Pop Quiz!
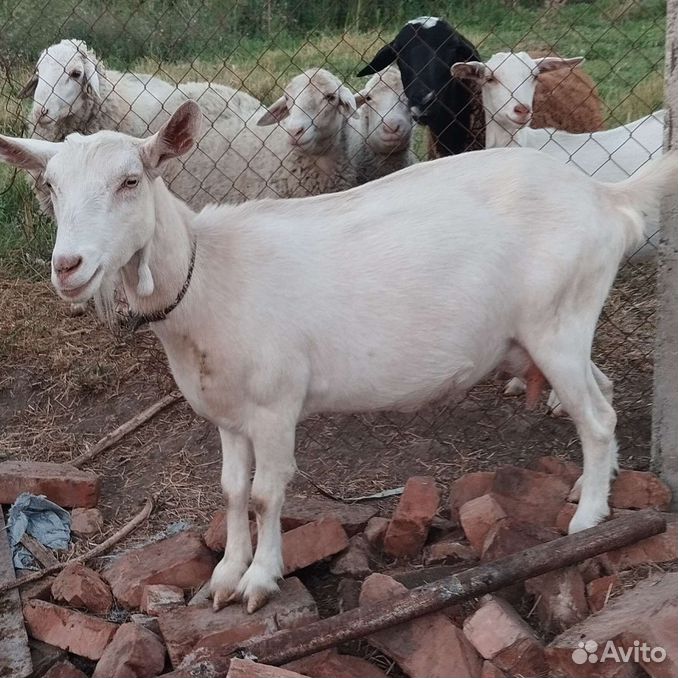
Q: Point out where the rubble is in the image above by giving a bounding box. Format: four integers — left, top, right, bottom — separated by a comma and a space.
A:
140, 584, 185, 616
92, 622, 166, 678
52, 564, 113, 614
70, 509, 104, 539
282, 517, 349, 574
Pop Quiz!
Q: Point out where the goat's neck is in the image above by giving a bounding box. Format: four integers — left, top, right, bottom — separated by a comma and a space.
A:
120, 179, 195, 320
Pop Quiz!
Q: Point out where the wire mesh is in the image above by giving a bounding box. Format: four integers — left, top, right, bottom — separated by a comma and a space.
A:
0, 0, 667, 479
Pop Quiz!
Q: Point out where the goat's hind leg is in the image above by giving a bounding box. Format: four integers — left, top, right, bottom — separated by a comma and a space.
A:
210, 427, 254, 610
528, 343, 617, 533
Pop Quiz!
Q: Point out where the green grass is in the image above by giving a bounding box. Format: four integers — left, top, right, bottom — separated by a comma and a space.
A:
0, 0, 667, 274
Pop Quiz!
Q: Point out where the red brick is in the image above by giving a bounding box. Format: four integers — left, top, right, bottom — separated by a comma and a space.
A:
204, 514, 257, 553
449, 472, 495, 520
43, 660, 88, 678
140, 584, 185, 615
530, 456, 582, 484
102, 530, 216, 608
459, 494, 507, 554
424, 539, 476, 565
52, 563, 113, 615
480, 661, 507, 678
383, 476, 440, 558
157, 577, 318, 667
19, 574, 56, 604
93, 622, 166, 678
463, 595, 547, 677
330, 535, 371, 578
610, 470, 672, 511
481, 519, 560, 562
280, 496, 378, 536
547, 573, 677, 678
284, 650, 388, 677
600, 515, 677, 571
227, 658, 308, 678
490, 465, 571, 526
282, 517, 349, 575
360, 573, 482, 678
23, 600, 118, 661
555, 502, 578, 533
363, 517, 389, 549
0, 461, 100, 508
525, 567, 590, 633
586, 574, 621, 613
70, 508, 104, 538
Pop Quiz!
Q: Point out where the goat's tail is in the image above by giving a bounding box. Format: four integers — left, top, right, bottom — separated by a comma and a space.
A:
602, 150, 678, 250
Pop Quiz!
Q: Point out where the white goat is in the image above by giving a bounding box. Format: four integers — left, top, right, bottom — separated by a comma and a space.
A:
1, 101, 674, 614
451, 51, 664, 264
348, 65, 416, 184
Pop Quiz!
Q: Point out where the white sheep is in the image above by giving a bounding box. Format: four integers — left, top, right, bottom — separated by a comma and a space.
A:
3, 102, 674, 614
348, 65, 416, 184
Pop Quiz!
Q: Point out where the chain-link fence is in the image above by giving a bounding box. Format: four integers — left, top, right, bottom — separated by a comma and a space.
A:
0, 0, 670, 485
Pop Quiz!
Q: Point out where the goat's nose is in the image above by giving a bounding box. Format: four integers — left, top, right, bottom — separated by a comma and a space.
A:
383, 120, 401, 134
38, 106, 49, 120
514, 104, 531, 117
53, 254, 82, 278
292, 126, 305, 138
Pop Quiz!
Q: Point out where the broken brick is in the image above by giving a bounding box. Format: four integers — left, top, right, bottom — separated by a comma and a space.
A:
282, 517, 349, 575
70, 508, 104, 538
157, 577, 318, 667
481, 519, 560, 562
0, 461, 100, 508
28, 638, 66, 677
204, 514, 257, 553
52, 563, 113, 615
459, 494, 507, 554
227, 658, 308, 678
463, 595, 547, 677
280, 496, 378, 536
23, 600, 118, 661
547, 573, 677, 678
530, 456, 582, 484
43, 660, 88, 678
610, 470, 672, 511
360, 573, 482, 678
140, 584, 185, 615
491, 465, 571, 526
102, 530, 216, 608
363, 517, 389, 549
525, 567, 590, 633
586, 574, 621, 613
284, 649, 388, 677
330, 534, 371, 579
449, 472, 495, 520
383, 476, 440, 558
92, 622, 166, 678
424, 539, 476, 565
480, 661, 507, 678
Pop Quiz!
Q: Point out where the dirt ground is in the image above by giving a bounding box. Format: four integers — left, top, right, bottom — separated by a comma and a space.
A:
0, 255, 657, 556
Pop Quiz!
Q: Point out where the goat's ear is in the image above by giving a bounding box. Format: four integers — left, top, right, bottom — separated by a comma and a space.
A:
18, 73, 38, 99
141, 100, 203, 170
354, 91, 367, 109
534, 56, 585, 74
0, 135, 60, 171
357, 43, 397, 77
450, 61, 489, 82
338, 85, 359, 118
83, 58, 101, 102
257, 96, 289, 126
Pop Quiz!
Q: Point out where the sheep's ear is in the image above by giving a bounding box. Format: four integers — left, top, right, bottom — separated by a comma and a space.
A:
338, 85, 358, 118
141, 100, 203, 170
257, 96, 289, 126
18, 73, 38, 99
354, 91, 368, 109
0, 135, 60, 171
357, 43, 397, 76
450, 61, 489, 82
83, 59, 101, 102
534, 56, 585, 74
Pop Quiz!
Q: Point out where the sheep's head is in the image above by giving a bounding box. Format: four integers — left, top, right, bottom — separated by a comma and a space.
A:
257, 68, 357, 155
356, 18, 479, 124
355, 65, 414, 154
451, 52, 585, 132
0, 101, 203, 310
20, 39, 103, 140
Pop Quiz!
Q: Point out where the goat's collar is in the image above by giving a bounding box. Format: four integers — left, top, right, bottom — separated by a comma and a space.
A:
128, 239, 197, 332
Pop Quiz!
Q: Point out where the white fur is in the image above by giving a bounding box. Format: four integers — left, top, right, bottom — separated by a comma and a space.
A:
2, 104, 674, 613
408, 16, 440, 28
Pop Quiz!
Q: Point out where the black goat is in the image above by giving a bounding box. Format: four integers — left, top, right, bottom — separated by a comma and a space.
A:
357, 17, 484, 157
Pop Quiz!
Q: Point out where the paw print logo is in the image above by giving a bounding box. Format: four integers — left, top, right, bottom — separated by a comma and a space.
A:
572, 640, 599, 664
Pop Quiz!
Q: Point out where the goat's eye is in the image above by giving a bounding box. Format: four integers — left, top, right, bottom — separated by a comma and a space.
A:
325, 93, 337, 103
486, 76, 497, 84
122, 176, 139, 189
70, 69, 82, 79
365, 95, 372, 102
44, 180, 53, 191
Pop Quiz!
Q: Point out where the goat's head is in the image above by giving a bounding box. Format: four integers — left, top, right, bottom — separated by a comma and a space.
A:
0, 101, 203, 307
20, 39, 103, 140
356, 17, 478, 124
257, 68, 357, 154
451, 52, 585, 132
355, 65, 414, 153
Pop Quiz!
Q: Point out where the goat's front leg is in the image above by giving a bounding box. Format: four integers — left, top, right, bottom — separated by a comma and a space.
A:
236, 409, 297, 613
210, 427, 254, 611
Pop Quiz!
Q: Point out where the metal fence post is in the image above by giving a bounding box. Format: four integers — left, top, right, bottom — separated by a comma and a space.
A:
651, 0, 678, 507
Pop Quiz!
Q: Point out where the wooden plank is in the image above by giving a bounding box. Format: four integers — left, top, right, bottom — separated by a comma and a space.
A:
20, 535, 59, 569
0, 508, 33, 678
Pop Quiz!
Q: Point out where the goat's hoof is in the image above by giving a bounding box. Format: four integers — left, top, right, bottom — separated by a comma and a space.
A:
237, 563, 280, 614
210, 558, 248, 611
504, 377, 526, 396
547, 391, 567, 417
568, 505, 607, 534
